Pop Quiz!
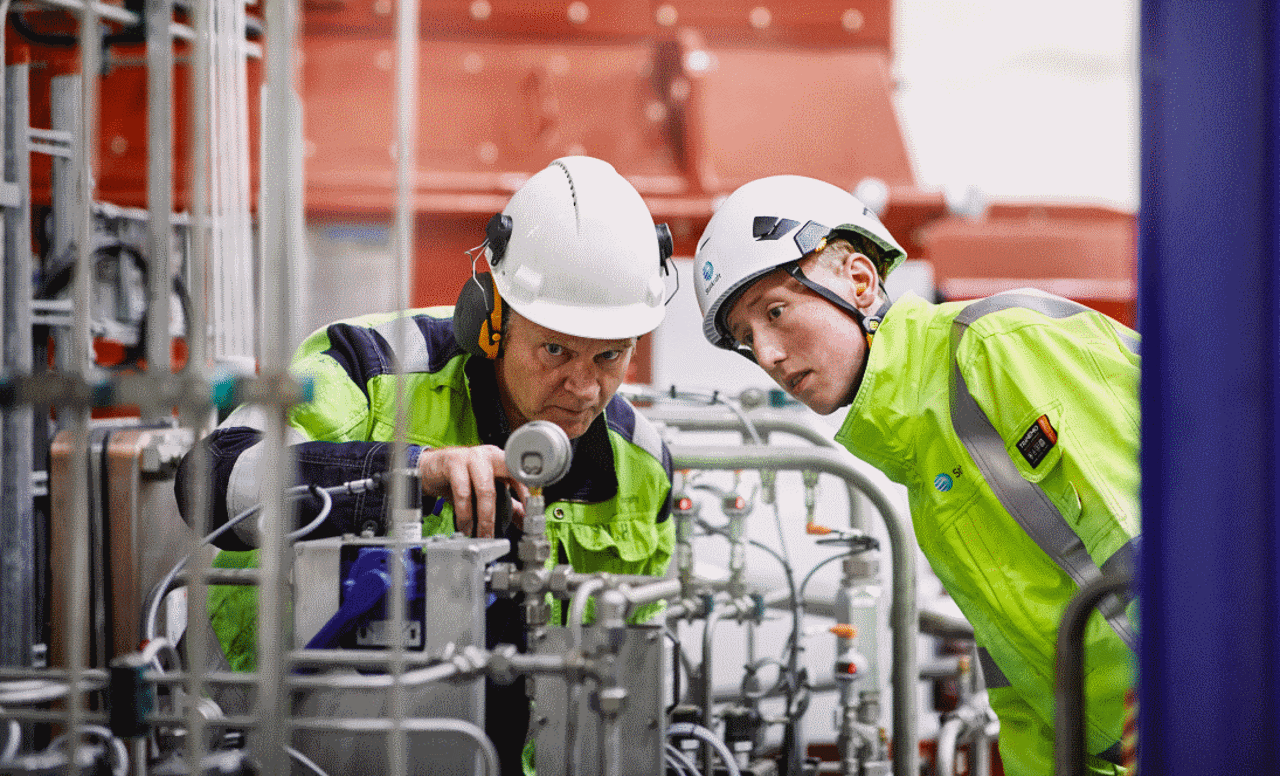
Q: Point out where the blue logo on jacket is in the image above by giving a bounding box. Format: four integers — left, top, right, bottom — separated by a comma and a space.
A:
702, 261, 714, 281
934, 473, 953, 492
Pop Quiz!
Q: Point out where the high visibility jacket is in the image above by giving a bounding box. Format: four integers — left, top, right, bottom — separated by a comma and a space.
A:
834, 291, 1139, 776
176, 307, 674, 673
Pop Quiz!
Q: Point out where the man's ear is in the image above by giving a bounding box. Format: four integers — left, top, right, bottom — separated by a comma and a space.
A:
845, 252, 880, 305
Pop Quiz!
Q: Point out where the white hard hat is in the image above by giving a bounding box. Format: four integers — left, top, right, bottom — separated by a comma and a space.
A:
487, 156, 672, 340
694, 175, 906, 351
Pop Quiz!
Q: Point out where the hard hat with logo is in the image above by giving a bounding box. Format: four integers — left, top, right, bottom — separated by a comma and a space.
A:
693, 175, 906, 354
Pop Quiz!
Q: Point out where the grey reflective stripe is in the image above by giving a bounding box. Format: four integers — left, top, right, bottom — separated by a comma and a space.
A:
373, 316, 432, 373
951, 292, 1138, 651
631, 407, 665, 464
976, 646, 1012, 690
956, 289, 1139, 357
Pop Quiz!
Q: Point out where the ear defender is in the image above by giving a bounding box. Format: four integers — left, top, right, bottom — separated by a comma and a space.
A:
452, 271, 506, 359
656, 222, 674, 272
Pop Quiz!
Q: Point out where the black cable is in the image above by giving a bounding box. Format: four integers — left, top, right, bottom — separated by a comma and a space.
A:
664, 626, 682, 714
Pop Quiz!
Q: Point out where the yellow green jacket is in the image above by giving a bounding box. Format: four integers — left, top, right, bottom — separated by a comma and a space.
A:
835, 291, 1139, 775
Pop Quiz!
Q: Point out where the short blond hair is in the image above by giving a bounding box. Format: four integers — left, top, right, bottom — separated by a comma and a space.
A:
812, 234, 888, 274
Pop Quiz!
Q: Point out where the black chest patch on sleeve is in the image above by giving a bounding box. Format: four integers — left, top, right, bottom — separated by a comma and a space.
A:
1016, 415, 1058, 468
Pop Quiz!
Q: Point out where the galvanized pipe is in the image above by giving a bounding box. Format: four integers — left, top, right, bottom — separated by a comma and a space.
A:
181, 8, 213, 770
144, 0, 174, 392
258, 0, 302, 769
1, 50, 34, 669
643, 407, 868, 532
292, 717, 499, 776
669, 444, 919, 776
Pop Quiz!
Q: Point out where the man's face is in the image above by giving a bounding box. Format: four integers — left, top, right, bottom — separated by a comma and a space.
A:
495, 312, 636, 439
724, 259, 869, 416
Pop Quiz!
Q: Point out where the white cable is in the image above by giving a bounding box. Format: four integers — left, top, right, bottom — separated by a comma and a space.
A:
1, 711, 19, 762
288, 745, 332, 776
665, 743, 698, 776
48, 725, 128, 776
666, 722, 743, 776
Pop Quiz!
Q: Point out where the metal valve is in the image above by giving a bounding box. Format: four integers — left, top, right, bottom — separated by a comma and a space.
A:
505, 420, 573, 489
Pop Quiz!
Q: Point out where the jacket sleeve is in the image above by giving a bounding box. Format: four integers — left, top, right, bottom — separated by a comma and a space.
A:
174, 320, 425, 550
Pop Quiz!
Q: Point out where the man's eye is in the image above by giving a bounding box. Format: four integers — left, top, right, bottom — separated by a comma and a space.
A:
767, 304, 784, 320
598, 350, 621, 362
544, 343, 564, 356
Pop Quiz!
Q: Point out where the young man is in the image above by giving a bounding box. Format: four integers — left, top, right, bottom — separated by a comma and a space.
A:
176, 156, 676, 775
693, 175, 1139, 775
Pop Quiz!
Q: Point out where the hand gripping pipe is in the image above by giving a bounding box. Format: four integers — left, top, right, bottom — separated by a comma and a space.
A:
667, 444, 919, 776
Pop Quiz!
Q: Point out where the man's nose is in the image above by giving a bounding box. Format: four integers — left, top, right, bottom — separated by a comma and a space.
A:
754, 332, 786, 368
563, 359, 601, 399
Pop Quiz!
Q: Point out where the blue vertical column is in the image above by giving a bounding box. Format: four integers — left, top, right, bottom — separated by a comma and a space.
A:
1139, 2, 1279, 772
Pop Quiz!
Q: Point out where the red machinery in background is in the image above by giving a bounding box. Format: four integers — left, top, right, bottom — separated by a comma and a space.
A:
15, 0, 1134, 379
300, 0, 1135, 379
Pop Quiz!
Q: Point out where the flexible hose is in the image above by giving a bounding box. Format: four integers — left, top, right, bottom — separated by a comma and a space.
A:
288, 745, 332, 776
0, 713, 18, 762
665, 743, 699, 776
48, 725, 128, 776
143, 483, 333, 643
667, 722, 743, 776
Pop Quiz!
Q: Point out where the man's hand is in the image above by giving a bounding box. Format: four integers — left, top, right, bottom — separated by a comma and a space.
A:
416, 446, 529, 538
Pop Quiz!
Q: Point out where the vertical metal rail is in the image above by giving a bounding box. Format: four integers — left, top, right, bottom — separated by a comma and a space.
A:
145, 0, 175, 401
1, 32, 34, 670
64, 0, 103, 768
259, 0, 301, 771
387, 0, 421, 772
182, 0, 214, 769
667, 444, 919, 776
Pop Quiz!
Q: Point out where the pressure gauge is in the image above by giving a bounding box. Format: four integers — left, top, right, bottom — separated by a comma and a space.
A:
504, 420, 572, 488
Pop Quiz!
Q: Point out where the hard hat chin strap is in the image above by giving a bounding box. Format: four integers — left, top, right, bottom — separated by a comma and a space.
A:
783, 262, 892, 348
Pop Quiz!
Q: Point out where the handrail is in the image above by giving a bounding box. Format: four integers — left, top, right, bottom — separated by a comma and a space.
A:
1053, 571, 1134, 776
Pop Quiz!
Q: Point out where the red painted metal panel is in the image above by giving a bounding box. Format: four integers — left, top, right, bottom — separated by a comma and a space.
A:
656, 0, 891, 50
919, 209, 1138, 326
303, 0, 657, 40
303, 36, 686, 212
678, 38, 914, 194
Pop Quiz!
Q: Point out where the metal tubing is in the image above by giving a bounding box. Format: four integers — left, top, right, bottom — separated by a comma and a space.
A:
568, 578, 605, 651
700, 596, 751, 776
291, 718, 499, 776
1, 55, 34, 669
1053, 572, 1132, 776
144, 0, 174, 390
61, 1, 102, 768
618, 578, 682, 611
645, 407, 868, 531
669, 443, 918, 776
259, 0, 302, 770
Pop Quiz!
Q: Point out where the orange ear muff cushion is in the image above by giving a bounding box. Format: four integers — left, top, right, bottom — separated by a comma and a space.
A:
478, 288, 504, 359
